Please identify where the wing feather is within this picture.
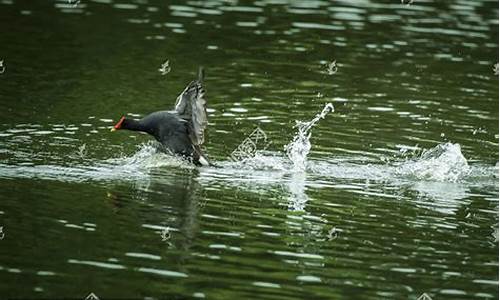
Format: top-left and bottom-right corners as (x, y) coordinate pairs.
(174, 67), (208, 145)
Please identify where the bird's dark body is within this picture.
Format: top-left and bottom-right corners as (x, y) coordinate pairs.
(122, 111), (201, 160)
(113, 67), (209, 166)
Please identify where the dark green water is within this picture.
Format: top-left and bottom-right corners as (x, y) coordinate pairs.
(0, 0), (498, 299)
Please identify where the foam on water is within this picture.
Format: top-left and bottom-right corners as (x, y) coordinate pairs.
(395, 143), (471, 182)
(102, 142), (193, 172)
(0, 142), (193, 183)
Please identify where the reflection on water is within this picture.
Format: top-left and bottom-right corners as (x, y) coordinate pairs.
(0, 0), (498, 299)
(287, 171), (308, 211)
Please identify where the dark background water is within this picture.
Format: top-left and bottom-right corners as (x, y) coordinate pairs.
(0, 0), (498, 299)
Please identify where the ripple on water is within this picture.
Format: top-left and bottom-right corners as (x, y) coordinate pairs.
(36, 271), (56, 276)
(171, 11), (197, 18)
(296, 275), (322, 283)
(137, 267), (188, 278)
(67, 259), (126, 270)
(252, 281), (281, 288)
(99, 119), (114, 123)
(367, 107), (394, 112)
(229, 107), (248, 113)
(272, 250), (324, 260)
(292, 22), (344, 31)
(112, 3), (138, 10)
(125, 252), (162, 260)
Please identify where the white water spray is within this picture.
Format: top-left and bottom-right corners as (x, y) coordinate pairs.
(396, 142), (470, 182)
(285, 103), (334, 171)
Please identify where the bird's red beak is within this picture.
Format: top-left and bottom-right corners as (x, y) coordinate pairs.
(111, 116), (125, 132)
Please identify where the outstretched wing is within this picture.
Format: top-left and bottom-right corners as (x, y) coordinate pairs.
(174, 67), (208, 145)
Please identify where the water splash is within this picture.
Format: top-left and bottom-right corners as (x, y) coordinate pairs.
(103, 142), (193, 172)
(285, 103), (334, 171)
(396, 142), (470, 182)
(0, 142), (193, 183)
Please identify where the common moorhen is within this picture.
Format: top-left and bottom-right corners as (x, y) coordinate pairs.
(111, 67), (210, 166)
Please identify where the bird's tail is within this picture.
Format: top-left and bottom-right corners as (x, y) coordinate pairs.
(198, 153), (211, 166)
(193, 145), (213, 166)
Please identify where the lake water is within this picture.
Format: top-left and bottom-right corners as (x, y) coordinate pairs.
(0, 0), (498, 299)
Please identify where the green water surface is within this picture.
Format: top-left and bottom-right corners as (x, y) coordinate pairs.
(0, 0), (498, 299)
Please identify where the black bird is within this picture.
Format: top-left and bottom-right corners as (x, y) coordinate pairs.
(111, 67), (210, 166)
